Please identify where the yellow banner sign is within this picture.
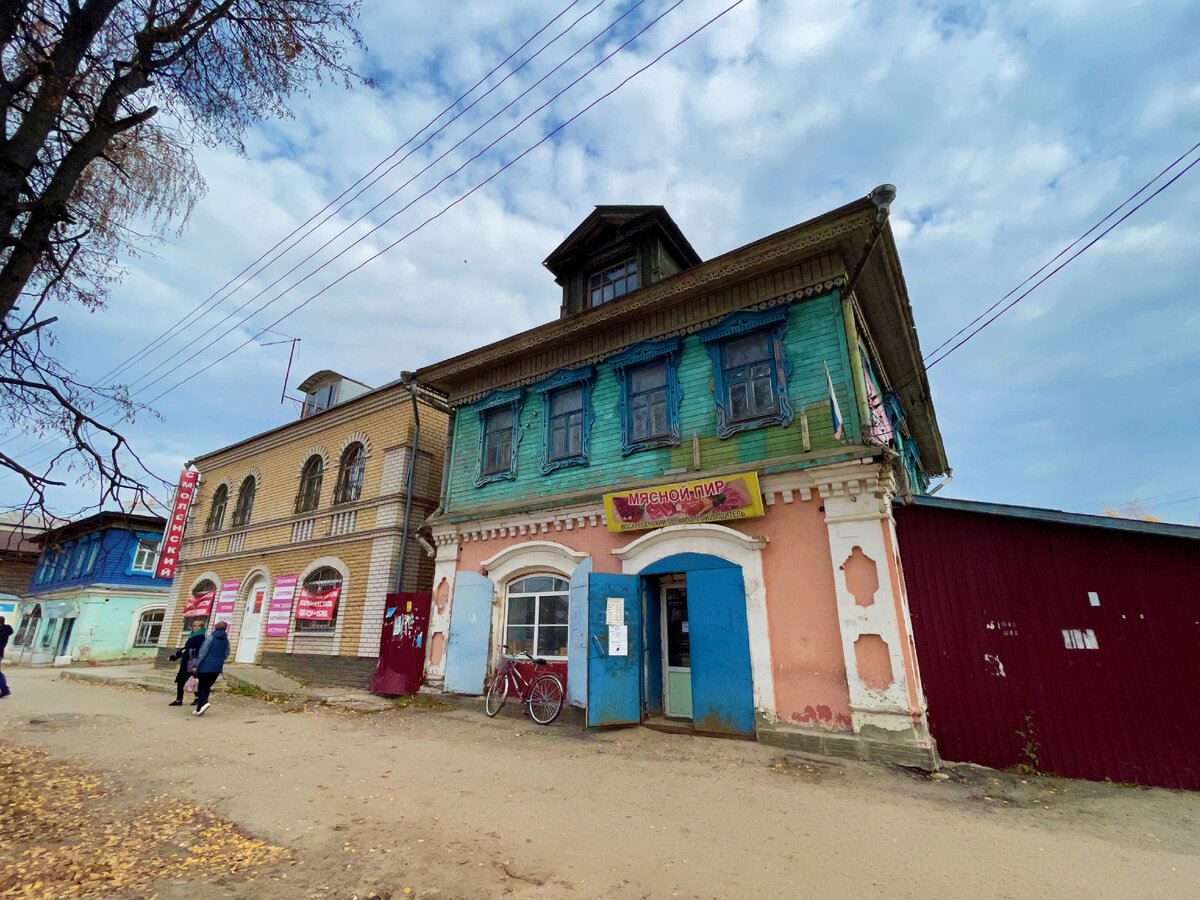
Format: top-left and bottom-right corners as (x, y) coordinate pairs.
(603, 472), (764, 532)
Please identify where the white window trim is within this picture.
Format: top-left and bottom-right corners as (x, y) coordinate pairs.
(126, 603), (167, 649)
(504, 576), (570, 661)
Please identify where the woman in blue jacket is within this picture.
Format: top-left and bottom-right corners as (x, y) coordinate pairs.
(193, 621), (230, 716)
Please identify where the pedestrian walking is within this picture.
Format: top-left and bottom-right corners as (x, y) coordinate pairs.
(167, 622), (206, 707)
(192, 621), (229, 716)
(0, 616), (12, 698)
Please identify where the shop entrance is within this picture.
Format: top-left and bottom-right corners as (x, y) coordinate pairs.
(582, 553), (755, 737)
(656, 575), (691, 720)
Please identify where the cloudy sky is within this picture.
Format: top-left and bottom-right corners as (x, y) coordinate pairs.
(4, 0), (1199, 525)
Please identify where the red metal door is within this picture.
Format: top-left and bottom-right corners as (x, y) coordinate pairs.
(369, 592), (432, 696)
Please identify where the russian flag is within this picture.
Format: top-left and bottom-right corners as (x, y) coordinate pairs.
(824, 361), (844, 440)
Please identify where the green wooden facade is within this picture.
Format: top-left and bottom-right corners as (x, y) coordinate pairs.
(443, 290), (861, 515)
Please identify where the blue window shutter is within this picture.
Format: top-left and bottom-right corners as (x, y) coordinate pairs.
(699, 305), (794, 438)
(443, 571), (494, 694)
(532, 366), (596, 474)
(608, 338), (683, 456)
(471, 388), (523, 487)
(567, 558), (592, 708)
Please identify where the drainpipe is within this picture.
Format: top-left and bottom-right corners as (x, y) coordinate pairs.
(842, 184), (896, 441)
(394, 382), (421, 594)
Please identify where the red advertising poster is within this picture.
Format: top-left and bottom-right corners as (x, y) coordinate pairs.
(215, 579), (240, 623)
(266, 575), (298, 637)
(295, 586), (340, 621)
(155, 469), (200, 579)
(183, 589), (215, 617)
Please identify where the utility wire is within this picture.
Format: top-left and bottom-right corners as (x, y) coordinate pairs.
(0, 0), (611, 472)
(922, 140), (1200, 362)
(925, 148), (1200, 369)
(145, 0), (748, 405)
(137, 0), (691, 403)
(1, 0), (707, 482)
(90, 0), (590, 389)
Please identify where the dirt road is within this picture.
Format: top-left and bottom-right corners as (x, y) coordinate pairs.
(1, 666), (1197, 899)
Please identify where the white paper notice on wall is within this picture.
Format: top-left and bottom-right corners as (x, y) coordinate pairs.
(608, 624), (628, 656)
(606, 597), (624, 626)
(1062, 628), (1099, 650)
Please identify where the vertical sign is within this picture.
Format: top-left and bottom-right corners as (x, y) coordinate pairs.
(216, 579), (240, 623)
(155, 469), (200, 579)
(266, 575), (298, 637)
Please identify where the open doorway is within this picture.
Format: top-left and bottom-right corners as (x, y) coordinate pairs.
(644, 573), (692, 728)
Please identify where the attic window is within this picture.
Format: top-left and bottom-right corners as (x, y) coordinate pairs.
(302, 381), (339, 417)
(588, 257), (638, 307)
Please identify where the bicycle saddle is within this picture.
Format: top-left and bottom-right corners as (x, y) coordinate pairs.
(532, 657), (549, 665)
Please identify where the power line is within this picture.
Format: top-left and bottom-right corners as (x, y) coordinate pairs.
(146, 0), (749, 405)
(121, 0), (637, 398)
(138, 0), (692, 402)
(89, 0), (592, 390)
(925, 143), (1200, 370)
(922, 141), (1200, 362)
(0, 0), (613, 473)
(2, 0), (716, 484)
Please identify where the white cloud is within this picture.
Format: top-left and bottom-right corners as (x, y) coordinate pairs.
(5, 0), (1200, 527)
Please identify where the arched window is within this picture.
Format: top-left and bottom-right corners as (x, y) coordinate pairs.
(134, 608), (165, 647)
(334, 442), (366, 504)
(505, 575), (569, 659)
(232, 475), (257, 527)
(184, 578), (217, 632)
(206, 485), (228, 533)
(295, 455), (324, 513)
(295, 566), (342, 633)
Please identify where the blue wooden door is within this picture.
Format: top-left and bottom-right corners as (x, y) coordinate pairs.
(587, 573), (641, 726)
(567, 558), (592, 708)
(443, 571), (493, 695)
(686, 567), (755, 735)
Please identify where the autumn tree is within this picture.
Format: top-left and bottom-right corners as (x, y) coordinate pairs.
(0, 0), (365, 516)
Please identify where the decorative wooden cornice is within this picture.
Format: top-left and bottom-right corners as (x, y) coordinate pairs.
(415, 204), (872, 403)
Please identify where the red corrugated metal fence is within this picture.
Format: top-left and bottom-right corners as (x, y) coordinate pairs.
(896, 501), (1200, 790)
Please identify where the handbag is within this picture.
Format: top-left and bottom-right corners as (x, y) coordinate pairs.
(184, 675), (199, 693)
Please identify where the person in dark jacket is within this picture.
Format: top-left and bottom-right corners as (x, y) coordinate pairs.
(0, 616), (13, 698)
(167, 622), (206, 706)
(192, 621), (230, 716)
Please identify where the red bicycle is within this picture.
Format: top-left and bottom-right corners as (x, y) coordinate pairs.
(485, 650), (565, 725)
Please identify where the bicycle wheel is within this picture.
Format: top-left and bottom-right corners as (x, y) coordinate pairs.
(527, 673), (564, 725)
(484, 673), (509, 717)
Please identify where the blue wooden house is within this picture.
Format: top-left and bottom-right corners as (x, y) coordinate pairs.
(15, 512), (171, 665)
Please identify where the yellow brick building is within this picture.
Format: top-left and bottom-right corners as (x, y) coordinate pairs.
(157, 372), (447, 687)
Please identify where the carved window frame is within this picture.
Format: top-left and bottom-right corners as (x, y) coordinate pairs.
(699, 305), (793, 439)
(532, 366), (595, 474)
(608, 337), (683, 456)
(473, 387), (524, 487)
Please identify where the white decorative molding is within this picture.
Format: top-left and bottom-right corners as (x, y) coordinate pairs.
(239, 467), (261, 490)
(289, 555), (350, 656)
(480, 541), (587, 585)
(612, 523), (768, 562)
(340, 431), (372, 458)
(291, 518), (316, 543)
(297, 446), (329, 476)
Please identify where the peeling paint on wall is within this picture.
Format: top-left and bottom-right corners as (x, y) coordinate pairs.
(983, 653), (1006, 677)
(429, 631), (445, 666)
(841, 546), (879, 608)
(853, 633), (893, 690)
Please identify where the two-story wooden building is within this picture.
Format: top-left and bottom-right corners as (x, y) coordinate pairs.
(157, 372), (447, 687)
(413, 193), (948, 766)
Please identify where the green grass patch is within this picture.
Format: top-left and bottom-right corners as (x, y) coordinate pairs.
(389, 694), (453, 713)
(225, 682), (294, 704)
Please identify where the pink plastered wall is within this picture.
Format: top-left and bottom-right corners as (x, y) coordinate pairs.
(451, 497), (854, 733)
(752, 498), (853, 732)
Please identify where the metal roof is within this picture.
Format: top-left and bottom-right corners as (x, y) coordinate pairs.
(908, 494), (1200, 541)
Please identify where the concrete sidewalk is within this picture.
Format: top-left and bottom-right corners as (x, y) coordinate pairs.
(58, 662), (392, 711)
